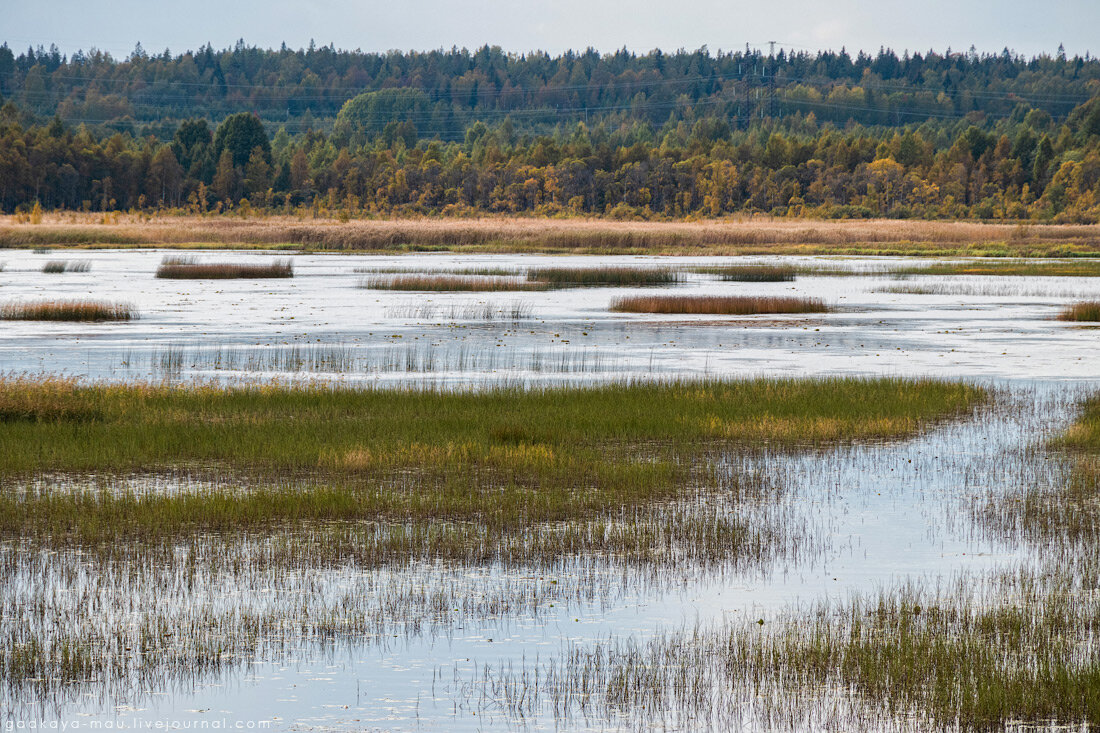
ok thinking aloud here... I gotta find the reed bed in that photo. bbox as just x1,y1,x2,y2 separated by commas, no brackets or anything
4,214,1100,256
526,266,680,287
1057,301,1100,321
879,282,1098,297
155,256,293,279
610,294,830,315
0,300,134,322
359,274,547,291
692,264,796,281
41,259,90,273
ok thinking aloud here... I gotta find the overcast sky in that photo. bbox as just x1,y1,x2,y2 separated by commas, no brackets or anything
5,0,1097,59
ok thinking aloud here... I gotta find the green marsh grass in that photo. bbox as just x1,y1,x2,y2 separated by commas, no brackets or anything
155,256,292,279
0,300,134,321
0,377,983,540
526,266,680,287
610,294,830,315
1058,301,1100,321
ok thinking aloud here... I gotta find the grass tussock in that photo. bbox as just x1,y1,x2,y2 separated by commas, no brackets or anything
155,256,292,279
0,377,983,539
610,294,830,315
1058,301,1100,321
41,259,90,273
358,274,547,291
526,266,680,287
693,264,797,281
0,299,134,322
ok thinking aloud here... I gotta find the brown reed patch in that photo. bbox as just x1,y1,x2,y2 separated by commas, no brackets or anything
610,295,830,315
0,300,135,322
1058,301,1100,322
155,257,292,279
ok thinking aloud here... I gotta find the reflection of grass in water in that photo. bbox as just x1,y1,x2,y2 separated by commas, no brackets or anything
526,266,680,287
146,340,608,377
611,294,830,315
385,299,533,321
0,300,134,321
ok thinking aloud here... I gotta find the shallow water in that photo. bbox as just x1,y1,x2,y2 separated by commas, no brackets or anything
1,250,1099,383
1,250,1097,730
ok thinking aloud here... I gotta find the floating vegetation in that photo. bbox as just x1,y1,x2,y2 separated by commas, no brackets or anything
610,294,830,315
155,256,293,279
692,264,796,281
526,266,680,287
41,259,90,273
359,274,547,291
1058,300,1100,321
0,299,135,322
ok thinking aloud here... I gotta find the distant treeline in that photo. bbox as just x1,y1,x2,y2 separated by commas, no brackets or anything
2,42,1099,135
3,42,1100,221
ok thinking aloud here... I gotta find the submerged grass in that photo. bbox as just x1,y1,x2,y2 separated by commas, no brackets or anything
155,256,292,279
0,300,134,322
610,294,830,315
1058,301,1100,321
526,266,680,287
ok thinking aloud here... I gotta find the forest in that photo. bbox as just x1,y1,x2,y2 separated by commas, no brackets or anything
3,42,1100,220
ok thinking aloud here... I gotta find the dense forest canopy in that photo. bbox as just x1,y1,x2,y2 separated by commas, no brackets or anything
2,41,1100,220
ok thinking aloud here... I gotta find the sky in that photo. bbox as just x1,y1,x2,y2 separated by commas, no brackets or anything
4,0,1098,59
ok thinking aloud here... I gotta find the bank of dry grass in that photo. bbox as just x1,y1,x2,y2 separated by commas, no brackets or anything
3,214,1099,256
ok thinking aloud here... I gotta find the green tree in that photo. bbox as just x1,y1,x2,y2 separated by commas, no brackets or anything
213,113,271,170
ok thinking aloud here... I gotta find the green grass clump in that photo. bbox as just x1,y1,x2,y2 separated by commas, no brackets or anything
359,274,547,291
526,266,680,287
693,264,796,281
610,294,829,315
0,300,134,321
155,257,292,279
1058,301,1100,321
0,377,983,539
